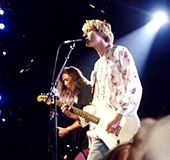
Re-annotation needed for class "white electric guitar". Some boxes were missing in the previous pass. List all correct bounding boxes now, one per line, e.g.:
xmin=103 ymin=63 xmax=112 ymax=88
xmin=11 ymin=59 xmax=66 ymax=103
xmin=37 ymin=94 xmax=140 ymax=149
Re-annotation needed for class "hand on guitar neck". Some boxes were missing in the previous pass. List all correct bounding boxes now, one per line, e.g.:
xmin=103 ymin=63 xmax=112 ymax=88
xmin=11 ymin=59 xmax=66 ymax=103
xmin=60 ymin=103 xmax=79 ymax=120
xmin=37 ymin=94 xmax=80 ymax=120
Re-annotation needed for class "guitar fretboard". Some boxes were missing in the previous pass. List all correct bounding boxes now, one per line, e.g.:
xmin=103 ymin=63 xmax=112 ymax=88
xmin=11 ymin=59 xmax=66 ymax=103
xmin=57 ymin=101 xmax=100 ymax=124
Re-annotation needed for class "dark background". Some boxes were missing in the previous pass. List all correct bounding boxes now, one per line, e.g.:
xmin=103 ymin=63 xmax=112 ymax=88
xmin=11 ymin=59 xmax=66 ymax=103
xmin=0 ymin=0 xmax=170 ymax=159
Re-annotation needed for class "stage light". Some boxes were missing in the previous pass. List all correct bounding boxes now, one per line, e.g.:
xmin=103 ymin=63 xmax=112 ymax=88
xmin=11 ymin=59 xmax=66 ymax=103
xmin=0 ymin=23 xmax=5 ymax=29
xmin=146 ymin=11 xmax=169 ymax=33
xmin=2 ymin=51 xmax=6 ymax=55
xmin=151 ymin=11 xmax=168 ymax=28
xmin=152 ymin=11 xmax=169 ymax=26
xmin=2 ymin=118 xmax=6 ymax=122
xmin=0 ymin=8 xmax=4 ymax=15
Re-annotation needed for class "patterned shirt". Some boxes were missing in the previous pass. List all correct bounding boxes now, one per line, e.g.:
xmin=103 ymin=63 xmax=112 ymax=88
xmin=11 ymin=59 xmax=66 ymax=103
xmin=91 ymin=45 xmax=142 ymax=116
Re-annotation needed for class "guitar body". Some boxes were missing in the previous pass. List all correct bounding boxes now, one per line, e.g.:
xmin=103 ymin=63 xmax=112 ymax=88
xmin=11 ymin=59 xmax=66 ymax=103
xmin=82 ymin=104 xmax=140 ymax=149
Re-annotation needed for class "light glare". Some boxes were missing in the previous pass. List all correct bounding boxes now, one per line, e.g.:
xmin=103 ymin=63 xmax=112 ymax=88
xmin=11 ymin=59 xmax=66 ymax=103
xmin=152 ymin=11 xmax=169 ymax=26
xmin=0 ymin=8 xmax=4 ymax=15
xmin=0 ymin=23 xmax=5 ymax=29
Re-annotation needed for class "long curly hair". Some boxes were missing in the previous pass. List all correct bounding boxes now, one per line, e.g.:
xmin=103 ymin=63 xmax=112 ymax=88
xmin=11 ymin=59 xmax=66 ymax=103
xmin=57 ymin=66 xmax=90 ymax=103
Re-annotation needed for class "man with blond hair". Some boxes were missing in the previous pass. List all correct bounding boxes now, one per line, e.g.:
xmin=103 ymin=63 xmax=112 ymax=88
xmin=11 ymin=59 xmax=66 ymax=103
xmin=61 ymin=19 xmax=142 ymax=160
xmin=81 ymin=19 xmax=142 ymax=160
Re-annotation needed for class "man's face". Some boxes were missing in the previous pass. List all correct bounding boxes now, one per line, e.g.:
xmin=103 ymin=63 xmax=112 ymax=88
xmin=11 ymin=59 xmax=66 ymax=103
xmin=61 ymin=73 xmax=73 ymax=90
xmin=83 ymin=28 xmax=103 ymax=47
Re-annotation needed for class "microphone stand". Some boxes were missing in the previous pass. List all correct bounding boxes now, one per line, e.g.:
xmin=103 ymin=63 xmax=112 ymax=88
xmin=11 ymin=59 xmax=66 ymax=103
xmin=47 ymin=42 xmax=76 ymax=160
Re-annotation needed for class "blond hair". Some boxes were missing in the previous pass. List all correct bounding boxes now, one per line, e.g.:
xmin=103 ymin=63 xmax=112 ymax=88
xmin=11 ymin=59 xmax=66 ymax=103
xmin=82 ymin=19 xmax=114 ymax=44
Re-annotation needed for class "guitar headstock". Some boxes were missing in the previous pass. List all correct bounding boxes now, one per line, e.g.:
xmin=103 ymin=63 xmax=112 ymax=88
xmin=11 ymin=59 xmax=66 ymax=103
xmin=37 ymin=93 xmax=55 ymax=105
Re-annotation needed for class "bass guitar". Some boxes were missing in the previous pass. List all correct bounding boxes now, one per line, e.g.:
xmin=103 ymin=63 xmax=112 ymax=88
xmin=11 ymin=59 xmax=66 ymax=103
xmin=37 ymin=94 xmax=140 ymax=149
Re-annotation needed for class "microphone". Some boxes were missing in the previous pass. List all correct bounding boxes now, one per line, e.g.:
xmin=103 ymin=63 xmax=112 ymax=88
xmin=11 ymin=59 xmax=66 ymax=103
xmin=63 ymin=38 xmax=84 ymax=44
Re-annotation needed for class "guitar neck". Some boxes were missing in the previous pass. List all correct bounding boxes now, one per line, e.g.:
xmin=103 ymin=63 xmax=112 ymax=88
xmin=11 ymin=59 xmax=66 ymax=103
xmin=57 ymin=101 xmax=100 ymax=124
xmin=71 ymin=106 xmax=100 ymax=124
